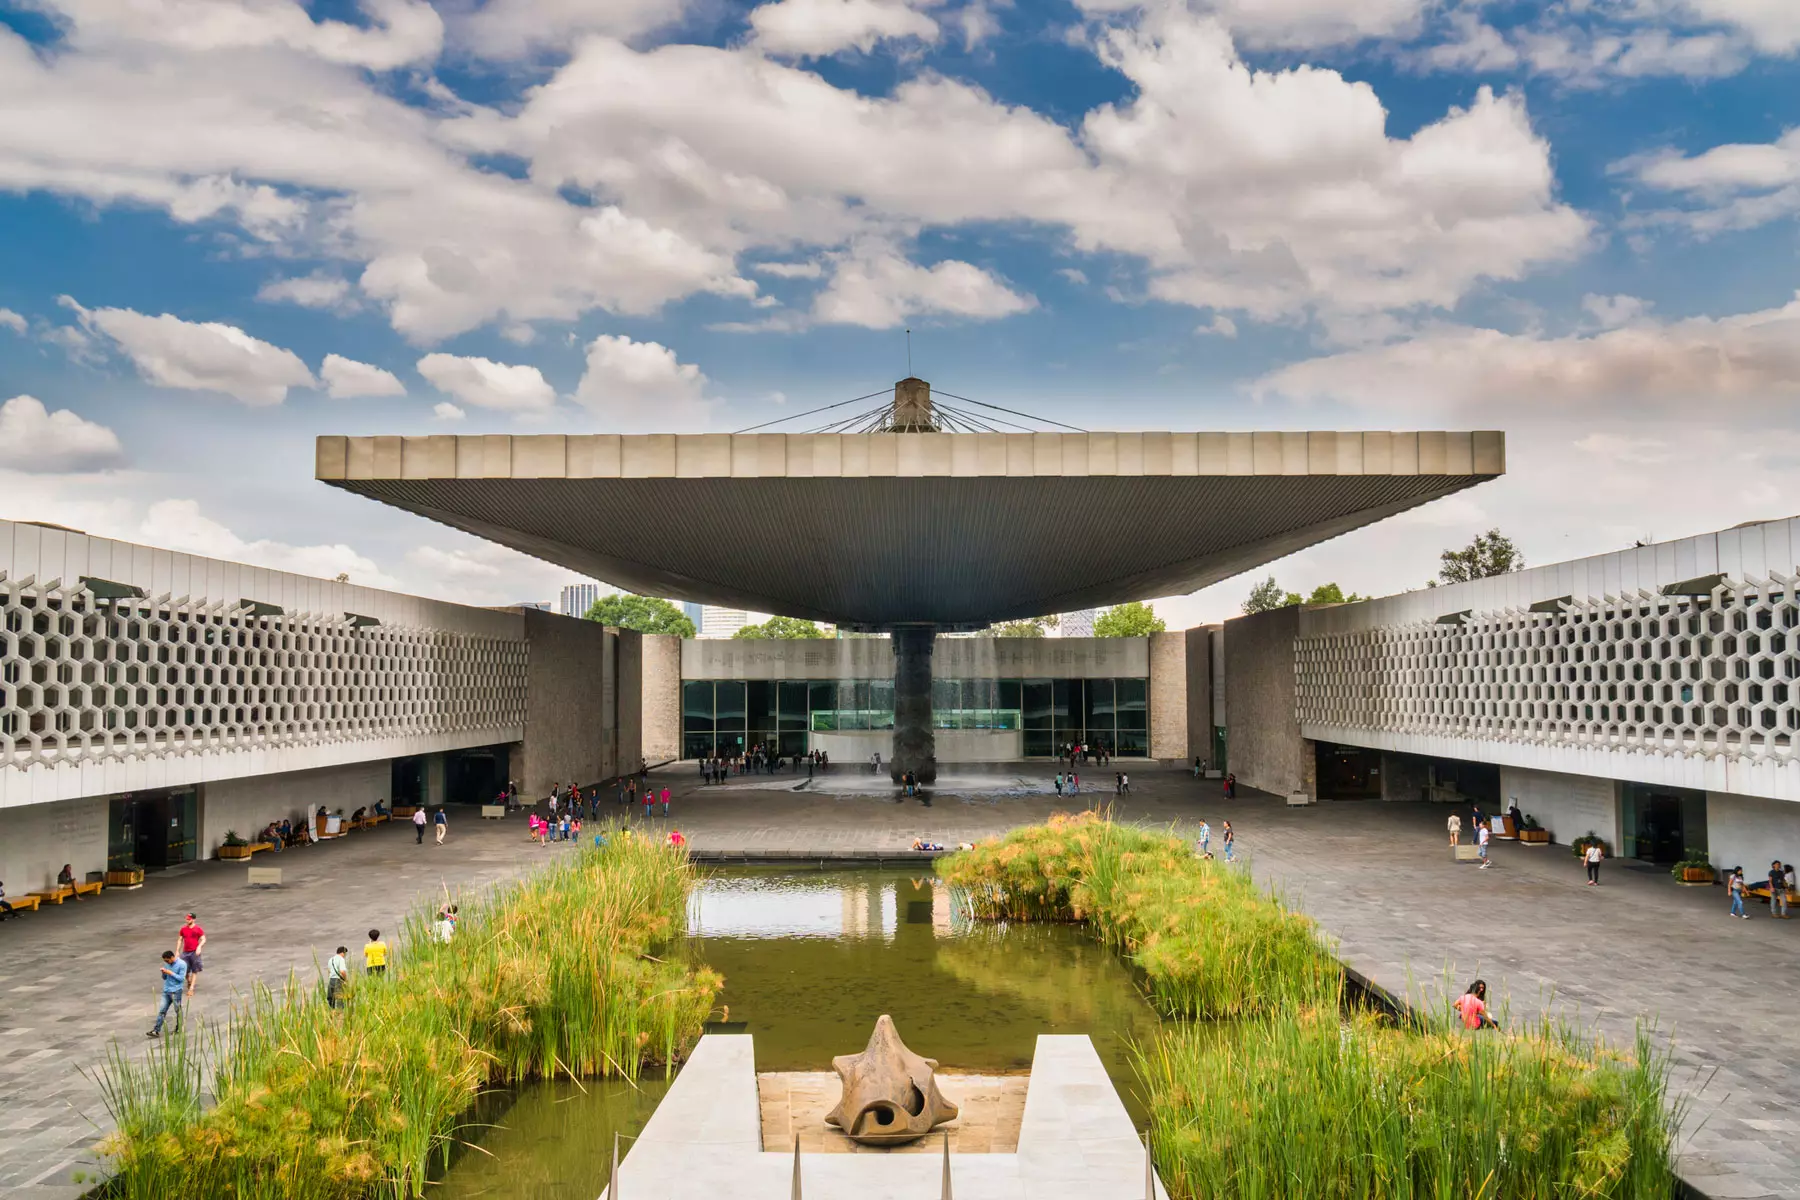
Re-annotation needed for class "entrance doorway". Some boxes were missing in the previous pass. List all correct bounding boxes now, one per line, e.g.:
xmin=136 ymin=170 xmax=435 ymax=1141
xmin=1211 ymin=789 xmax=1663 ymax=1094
xmin=108 ymin=788 xmax=198 ymax=872
xmin=1623 ymin=784 xmax=1706 ymax=864
xmin=1314 ymin=743 xmax=1382 ymax=800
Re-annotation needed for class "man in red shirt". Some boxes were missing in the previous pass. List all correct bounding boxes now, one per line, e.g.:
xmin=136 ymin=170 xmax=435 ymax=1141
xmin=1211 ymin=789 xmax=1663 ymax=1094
xmin=176 ymin=913 xmax=206 ymax=1000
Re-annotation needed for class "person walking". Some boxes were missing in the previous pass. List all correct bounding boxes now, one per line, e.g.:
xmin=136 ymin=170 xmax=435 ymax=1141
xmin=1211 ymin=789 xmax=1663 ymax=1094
xmin=326 ymin=946 xmax=350 ymax=1009
xmin=364 ymin=929 xmax=388 ymax=976
xmin=1583 ymin=840 xmax=1603 ymax=886
xmin=1770 ymin=860 xmax=1790 ymax=919
xmin=1121 ymin=772 xmax=1131 ymax=795
xmin=1054 ymin=772 xmax=1064 ymax=797
xmin=176 ymin=913 xmax=206 ymax=1000
xmin=1729 ymin=868 xmax=1749 ymax=918
xmin=1195 ymin=820 xmax=1211 ymax=858
xmin=1477 ymin=821 xmax=1492 ymax=869
xmin=413 ymin=806 xmax=428 ymax=845
xmin=146 ymin=950 xmax=187 ymax=1037
xmin=642 ymin=786 xmax=654 ymax=820
xmin=1447 ymin=812 xmax=1462 ymax=847
xmin=433 ymin=807 xmax=448 ymax=845
xmin=1222 ymin=820 xmax=1235 ymax=862
xmin=1071 ymin=770 xmax=1080 ymax=793
xmin=661 ymin=786 xmax=671 ymax=817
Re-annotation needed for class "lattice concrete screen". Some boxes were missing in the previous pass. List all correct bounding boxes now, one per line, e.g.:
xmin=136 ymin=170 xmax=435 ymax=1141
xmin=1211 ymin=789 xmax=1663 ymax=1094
xmin=1297 ymin=575 xmax=1800 ymax=765
xmin=1 ymin=572 xmax=527 ymax=770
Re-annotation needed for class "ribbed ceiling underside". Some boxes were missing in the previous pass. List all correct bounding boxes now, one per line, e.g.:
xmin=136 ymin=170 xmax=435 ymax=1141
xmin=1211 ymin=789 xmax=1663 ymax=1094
xmin=330 ymin=474 xmax=1492 ymax=628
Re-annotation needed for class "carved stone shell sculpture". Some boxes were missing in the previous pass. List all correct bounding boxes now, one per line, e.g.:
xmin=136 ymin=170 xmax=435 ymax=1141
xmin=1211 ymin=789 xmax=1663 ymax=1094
xmin=825 ymin=1014 xmax=960 ymax=1145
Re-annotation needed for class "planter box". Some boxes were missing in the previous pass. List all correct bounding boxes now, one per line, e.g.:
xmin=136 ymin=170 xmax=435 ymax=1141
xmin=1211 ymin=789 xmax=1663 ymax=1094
xmin=105 ymin=868 xmax=144 ymax=887
xmin=1678 ymin=867 xmax=1716 ymax=884
xmin=1518 ymin=830 xmax=1551 ymax=844
xmin=218 ymin=844 xmax=255 ymax=859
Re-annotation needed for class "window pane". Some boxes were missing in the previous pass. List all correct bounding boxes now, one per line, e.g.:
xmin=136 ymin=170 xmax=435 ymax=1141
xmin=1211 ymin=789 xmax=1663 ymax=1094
xmin=779 ymin=681 xmax=809 ymax=718
xmin=1115 ymin=728 xmax=1147 ymax=756
xmin=1084 ymin=678 xmax=1115 ymax=729
xmin=716 ymin=681 xmax=746 ymax=726
xmin=683 ymin=732 xmax=714 ymax=759
xmin=1051 ymin=680 xmax=1074 ymax=724
xmin=870 ymin=680 xmax=895 ymax=723
xmin=747 ymin=681 xmax=776 ymax=727
xmin=682 ymin=681 xmax=714 ymax=733
xmin=997 ymin=679 xmax=1022 ymax=710
xmin=810 ymin=682 xmax=836 ymax=713
xmin=1116 ymin=678 xmax=1148 ymax=730
xmin=1024 ymin=729 xmax=1054 ymax=757
xmin=1023 ymin=680 xmax=1053 ymax=727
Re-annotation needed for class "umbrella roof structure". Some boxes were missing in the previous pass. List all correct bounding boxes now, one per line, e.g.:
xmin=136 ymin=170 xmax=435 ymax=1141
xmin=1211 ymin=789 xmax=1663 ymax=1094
xmin=317 ymin=381 xmax=1503 ymax=630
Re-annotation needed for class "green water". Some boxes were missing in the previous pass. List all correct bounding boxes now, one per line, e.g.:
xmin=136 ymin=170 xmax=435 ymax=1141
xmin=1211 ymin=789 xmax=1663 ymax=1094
xmin=432 ymin=868 xmax=1163 ymax=1200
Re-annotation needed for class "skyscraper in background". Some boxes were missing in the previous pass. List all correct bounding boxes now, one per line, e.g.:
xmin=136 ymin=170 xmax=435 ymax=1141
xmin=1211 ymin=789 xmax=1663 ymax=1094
xmin=699 ymin=606 xmax=750 ymax=638
xmin=682 ymin=601 xmax=703 ymax=628
xmin=1059 ymin=608 xmax=1097 ymax=637
xmin=559 ymin=583 xmax=601 ymax=617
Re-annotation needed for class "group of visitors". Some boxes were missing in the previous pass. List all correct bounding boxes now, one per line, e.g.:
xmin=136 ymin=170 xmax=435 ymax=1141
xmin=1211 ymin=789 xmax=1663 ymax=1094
xmin=412 ymin=805 xmax=448 ymax=845
xmin=1727 ymin=861 xmax=1796 ymax=919
xmin=1061 ymin=742 xmax=1113 ymax=767
xmin=899 ymin=770 xmax=923 ymax=797
xmin=530 ymin=810 xmax=585 ymax=844
xmin=1194 ymin=819 xmax=1235 ymax=861
xmin=325 ymin=928 xmax=392 ymax=1009
xmin=1446 ymin=807 xmax=1496 ymax=870
xmin=148 ymin=912 xmax=206 ymax=1036
xmin=699 ymin=745 xmax=806 ymax=781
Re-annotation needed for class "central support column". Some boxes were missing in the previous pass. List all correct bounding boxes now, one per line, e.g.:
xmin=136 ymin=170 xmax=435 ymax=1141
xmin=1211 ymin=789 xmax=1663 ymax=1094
xmin=890 ymin=625 xmax=938 ymax=784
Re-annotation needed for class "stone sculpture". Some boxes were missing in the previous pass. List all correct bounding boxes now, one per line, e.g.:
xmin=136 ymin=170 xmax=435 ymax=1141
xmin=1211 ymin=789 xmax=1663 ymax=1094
xmin=826 ymin=1014 xmax=959 ymax=1145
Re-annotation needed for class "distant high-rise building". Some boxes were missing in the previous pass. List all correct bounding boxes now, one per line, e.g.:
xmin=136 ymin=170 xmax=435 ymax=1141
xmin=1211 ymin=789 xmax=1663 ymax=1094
xmin=682 ymin=601 xmax=703 ymax=628
xmin=699 ymin=606 xmax=749 ymax=638
xmin=1059 ymin=608 xmax=1097 ymax=637
xmin=559 ymin=583 xmax=602 ymax=618
xmin=512 ymin=601 xmax=552 ymax=612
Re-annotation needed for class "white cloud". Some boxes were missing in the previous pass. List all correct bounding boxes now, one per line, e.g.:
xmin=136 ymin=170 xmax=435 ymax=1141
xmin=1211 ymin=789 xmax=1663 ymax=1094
xmin=416 ymin=352 xmax=556 ymax=413
xmin=812 ymin=245 xmax=1035 ymax=328
xmin=433 ymin=401 xmax=466 ymax=420
xmin=750 ymin=0 xmax=940 ymax=57
xmin=44 ymin=0 xmax=443 ymax=69
xmin=407 ymin=544 xmax=501 ymax=579
xmin=753 ymin=260 xmax=826 ymax=280
xmin=258 ymin=272 xmax=356 ymax=310
xmin=137 ymin=498 xmax=402 ymax=587
xmin=1195 ymin=314 xmax=1237 ymax=337
xmin=320 ymin=353 xmax=406 ymax=398
xmin=1254 ymin=294 xmax=1800 ymax=415
xmin=453 ymin=0 xmax=689 ymax=61
xmin=0 ymin=395 xmax=126 ymax=472
xmin=1580 ymin=294 xmax=1651 ymax=329
xmin=74 ymin=301 xmax=317 ymax=405
xmin=1192 ymin=0 xmax=1427 ymax=50
xmin=1628 ymin=127 xmax=1800 ymax=235
xmin=1056 ymin=268 xmax=1088 ymax=286
xmin=1681 ymin=0 xmax=1800 ymax=53
xmin=0 ymin=308 xmax=25 ymax=334
xmin=574 ymin=334 xmax=711 ymax=429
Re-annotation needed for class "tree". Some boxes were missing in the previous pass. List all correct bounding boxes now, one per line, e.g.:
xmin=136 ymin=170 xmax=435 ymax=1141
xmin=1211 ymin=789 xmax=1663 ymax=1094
xmin=1306 ymin=583 xmax=1365 ymax=605
xmin=991 ymin=615 xmax=1058 ymax=637
xmin=732 ymin=615 xmax=827 ymax=639
xmin=583 ymin=594 xmax=696 ymax=637
xmin=1242 ymin=576 xmax=1287 ymax=614
xmin=1439 ymin=529 xmax=1524 ymax=584
xmin=1094 ymin=601 xmax=1166 ymax=637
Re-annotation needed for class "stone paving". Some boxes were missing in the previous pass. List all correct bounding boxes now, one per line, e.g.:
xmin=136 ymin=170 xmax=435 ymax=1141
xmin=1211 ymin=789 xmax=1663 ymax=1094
xmin=3 ymin=762 xmax=1797 ymax=1198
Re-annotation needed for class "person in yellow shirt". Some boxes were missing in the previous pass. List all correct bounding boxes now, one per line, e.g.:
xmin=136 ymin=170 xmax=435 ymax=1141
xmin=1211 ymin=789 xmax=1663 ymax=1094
xmin=364 ymin=929 xmax=388 ymax=975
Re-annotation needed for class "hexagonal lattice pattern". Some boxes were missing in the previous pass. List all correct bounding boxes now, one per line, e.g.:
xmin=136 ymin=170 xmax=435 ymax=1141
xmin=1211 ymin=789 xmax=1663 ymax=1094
xmin=1296 ymin=574 xmax=1800 ymax=764
xmin=1 ymin=573 xmax=527 ymax=769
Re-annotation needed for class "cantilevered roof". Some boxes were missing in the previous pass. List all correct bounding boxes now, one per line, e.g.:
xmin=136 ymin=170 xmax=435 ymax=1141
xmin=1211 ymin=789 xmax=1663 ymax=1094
xmin=317 ymin=429 xmax=1503 ymax=630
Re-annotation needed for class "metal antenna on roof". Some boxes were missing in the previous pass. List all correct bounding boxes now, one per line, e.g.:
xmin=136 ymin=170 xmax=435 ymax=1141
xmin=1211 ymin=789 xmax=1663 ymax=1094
xmin=906 ymin=328 xmax=913 ymax=377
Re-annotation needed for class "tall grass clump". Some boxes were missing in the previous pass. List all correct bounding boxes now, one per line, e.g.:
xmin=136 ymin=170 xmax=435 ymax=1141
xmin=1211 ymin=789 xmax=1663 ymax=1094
xmin=1138 ymin=1011 xmax=1678 ymax=1199
xmin=98 ymin=830 xmax=719 ymax=1200
xmin=937 ymin=811 xmax=1336 ymax=1018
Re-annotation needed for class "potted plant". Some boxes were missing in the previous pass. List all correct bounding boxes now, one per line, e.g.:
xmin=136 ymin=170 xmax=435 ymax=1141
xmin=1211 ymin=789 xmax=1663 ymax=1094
xmin=1671 ymin=850 xmax=1715 ymax=885
xmin=218 ymin=830 xmax=254 ymax=859
xmin=1517 ymin=814 xmax=1551 ymax=844
xmin=105 ymin=863 xmax=145 ymax=887
xmin=1570 ymin=831 xmax=1610 ymax=860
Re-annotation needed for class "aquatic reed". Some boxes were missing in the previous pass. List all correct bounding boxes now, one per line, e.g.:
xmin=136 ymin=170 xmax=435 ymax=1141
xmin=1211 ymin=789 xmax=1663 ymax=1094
xmin=97 ymin=829 xmax=719 ymax=1200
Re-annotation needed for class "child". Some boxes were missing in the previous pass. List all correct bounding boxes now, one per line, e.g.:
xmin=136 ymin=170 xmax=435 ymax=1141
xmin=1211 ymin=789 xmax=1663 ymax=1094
xmin=364 ymin=929 xmax=388 ymax=975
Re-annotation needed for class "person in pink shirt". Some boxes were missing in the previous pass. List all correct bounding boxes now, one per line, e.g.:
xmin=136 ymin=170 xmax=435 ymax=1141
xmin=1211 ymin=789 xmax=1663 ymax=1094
xmin=660 ymin=786 xmax=671 ymax=817
xmin=1454 ymin=979 xmax=1497 ymax=1030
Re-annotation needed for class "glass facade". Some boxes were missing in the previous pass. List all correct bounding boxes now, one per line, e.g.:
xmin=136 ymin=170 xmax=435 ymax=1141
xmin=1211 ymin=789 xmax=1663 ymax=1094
xmin=680 ymin=677 xmax=1148 ymax=759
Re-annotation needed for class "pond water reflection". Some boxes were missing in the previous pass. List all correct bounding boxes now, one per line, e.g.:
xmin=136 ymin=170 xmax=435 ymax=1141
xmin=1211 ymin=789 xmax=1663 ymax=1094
xmin=434 ymin=868 xmax=1161 ymax=1200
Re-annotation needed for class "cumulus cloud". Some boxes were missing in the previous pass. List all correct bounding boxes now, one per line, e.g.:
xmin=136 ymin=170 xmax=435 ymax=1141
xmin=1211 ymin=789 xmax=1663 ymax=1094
xmin=574 ymin=334 xmax=710 ymax=429
xmin=1254 ymin=294 xmax=1800 ymax=415
xmin=416 ymin=352 xmax=556 ymax=413
xmin=259 ymin=272 xmax=356 ymax=310
xmin=753 ymin=260 xmax=826 ymax=280
xmin=320 ymin=353 xmax=406 ymax=398
xmin=0 ymin=395 xmax=126 ymax=472
xmin=750 ymin=0 xmax=940 ymax=57
xmin=1581 ymin=294 xmax=1651 ymax=329
xmin=1627 ymin=127 xmax=1800 ymax=235
xmin=433 ymin=401 xmax=465 ymax=420
xmin=453 ymin=0 xmax=688 ymax=61
xmin=407 ymin=544 xmax=501 ymax=578
xmin=1195 ymin=314 xmax=1237 ymax=338
xmin=0 ymin=308 xmax=25 ymax=334
xmin=43 ymin=0 xmax=442 ymax=68
xmin=137 ymin=498 xmax=402 ymax=586
xmin=72 ymin=302 xmax=317 ymax=405
xmin=813 ymin=246 xmax=1034 ymax=328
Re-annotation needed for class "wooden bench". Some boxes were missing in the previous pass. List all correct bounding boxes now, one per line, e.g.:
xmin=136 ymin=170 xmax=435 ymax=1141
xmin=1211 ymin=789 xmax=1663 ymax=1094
xmin=31 ymin=881 xmax=103 ymax=903
xmin=3 ymin=894 xmax=43 ymax=914
xmin=246 ymin=866 xmax=283 ymax=887
xmin=218 ymin=842 xmax=275 ymax=860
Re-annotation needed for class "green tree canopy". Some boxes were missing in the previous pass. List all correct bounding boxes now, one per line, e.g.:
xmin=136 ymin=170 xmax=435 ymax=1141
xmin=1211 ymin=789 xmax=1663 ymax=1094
xmin=1305 ymin=583 xmax=1365 ymax=605
xmin=1439 ymin=529 xmax=1524 ymax=584
xmin=732 ymin=615 xmax=828 ymax=640
xmin=583 ymin=594 xmax=696 ymax=637
xmin=1094 ymin=601 xmax=1167 ymax=637
xmin=1243 ymin=576 xmax=1287 ymax=614
xmin=991 ymin=615 xmax=1058 ymax=638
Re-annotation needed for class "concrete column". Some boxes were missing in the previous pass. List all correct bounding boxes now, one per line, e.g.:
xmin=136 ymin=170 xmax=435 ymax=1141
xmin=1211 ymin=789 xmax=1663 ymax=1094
xmin=424 ymin=754 xmax=446 ymax=807
xmin=890 ymin=625 xmax=937 ymax=784
xmin=1149 ymin=630 xmax=1188 ymax=761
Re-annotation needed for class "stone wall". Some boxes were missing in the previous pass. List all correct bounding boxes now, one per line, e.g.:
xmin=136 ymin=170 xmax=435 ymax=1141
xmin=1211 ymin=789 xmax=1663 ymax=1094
xmin=1223 ymin=606 xmax=1311 ymax=796
xmin=203 ymin=761 xmax=387 ymax=857
xmin=640 ymin=634 xmax=683 ymax=765
xmin=617 ymin=632 xmax=644 ymax=774
xmin=1184 ymin=625 xmax=1214 ymax=768
xmin=518 ymin=609 xmax=616 ymax=797
xmin=1148 ymin=631 xmax=1187 ymax=761
xmin=0 ymin=794 xmax=107 ymax=894
xmin=1499 ymin=766 xmax=1619 ymax=848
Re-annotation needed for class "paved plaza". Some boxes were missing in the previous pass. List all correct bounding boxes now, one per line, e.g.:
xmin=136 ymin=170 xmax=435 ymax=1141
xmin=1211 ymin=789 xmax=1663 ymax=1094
xmin=2 ymin=764 xmax=1795 ymax=1198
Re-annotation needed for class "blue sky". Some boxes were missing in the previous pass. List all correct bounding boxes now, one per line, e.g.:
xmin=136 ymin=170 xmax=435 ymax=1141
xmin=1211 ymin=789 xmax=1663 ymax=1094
xmin=1 ymin=0 xmax=1797 ymax=624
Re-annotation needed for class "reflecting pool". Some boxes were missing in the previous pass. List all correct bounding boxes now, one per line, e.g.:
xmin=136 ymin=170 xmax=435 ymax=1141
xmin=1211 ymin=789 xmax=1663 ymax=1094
xmin=433 ymin=868 xmax=1162 ymax=1200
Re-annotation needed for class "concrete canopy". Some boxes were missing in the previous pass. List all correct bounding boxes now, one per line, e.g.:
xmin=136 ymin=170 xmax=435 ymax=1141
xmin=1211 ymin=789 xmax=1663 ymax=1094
xmin=317 ymin=429 xmax=1503 ymax=630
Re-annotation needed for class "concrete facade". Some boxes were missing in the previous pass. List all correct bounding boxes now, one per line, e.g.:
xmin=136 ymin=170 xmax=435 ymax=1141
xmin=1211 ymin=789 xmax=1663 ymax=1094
xmin=1498 ymin=766 xmax=1621 ymax=850
xmin=516 ymin=609 xmax=642 ymax=796
xmin=1184 ymin=625 xmax=1215 ymax=768
xmin=679 ymin=636 xmax=1152 ymax=681
xmin=1223 ymin=606 xmax=1311 ymax=796
xmin=641 ymin=634 xmax=682 ymax=764
xmin=1707 ymin=789 xmax=1800 ymax=877
xmin=201 ymin=760 xmax=389 ymax=852
xmin=1147 ymin=631 xmax=1187 ymax=762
